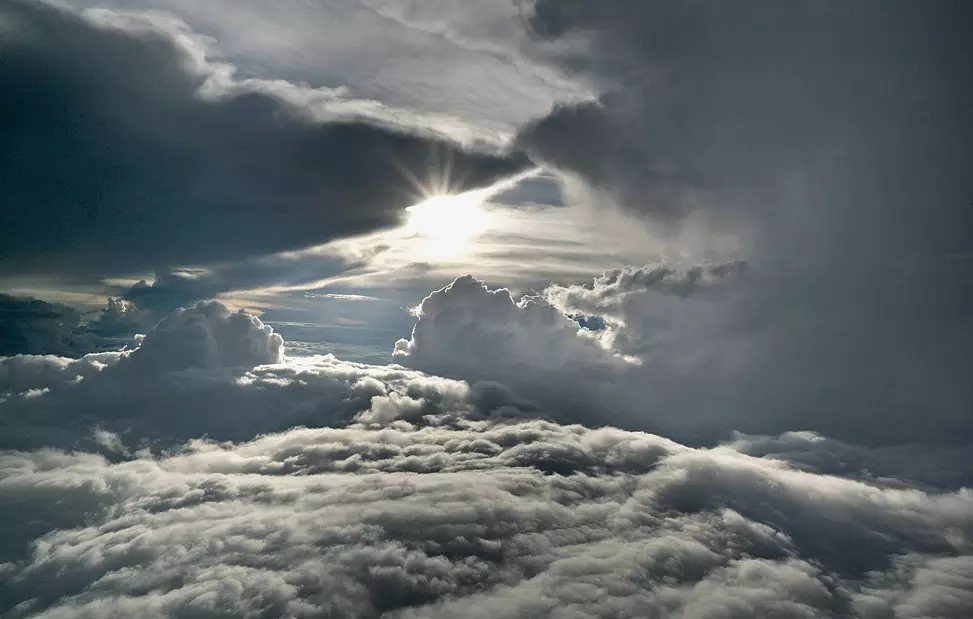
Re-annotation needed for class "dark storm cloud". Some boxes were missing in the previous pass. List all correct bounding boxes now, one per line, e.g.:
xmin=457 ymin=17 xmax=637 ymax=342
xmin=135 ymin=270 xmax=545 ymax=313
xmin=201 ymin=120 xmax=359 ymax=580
xmin=0 ymin=0 xmax=528 ymax=277
xmin=111 ymin=248 xmax=360 ymax=320
xmin=0 ymin=294 xmax=102 ymax=357
xmin=502 ymin=1 xmax=973 ymax=445
xmin=519 ymin=0 xmax=973 ymax=254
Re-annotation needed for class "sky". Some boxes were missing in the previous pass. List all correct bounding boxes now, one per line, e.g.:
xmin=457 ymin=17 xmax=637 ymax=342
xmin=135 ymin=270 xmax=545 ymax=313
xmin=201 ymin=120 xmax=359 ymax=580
xmin=1 ymin=1 xmax=973 ymax=617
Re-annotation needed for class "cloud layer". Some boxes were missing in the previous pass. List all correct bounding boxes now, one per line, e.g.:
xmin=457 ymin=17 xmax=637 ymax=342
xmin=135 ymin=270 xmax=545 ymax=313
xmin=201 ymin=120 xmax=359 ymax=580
xmin=2 ymin=300 xmax=971 ymax=617
xmin=2 ymin=413 xmax=972 ymax=617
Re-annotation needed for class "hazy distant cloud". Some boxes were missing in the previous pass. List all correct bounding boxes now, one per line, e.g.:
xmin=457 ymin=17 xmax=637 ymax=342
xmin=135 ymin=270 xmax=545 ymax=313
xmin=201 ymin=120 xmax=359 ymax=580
xmin=0 ymin=294 xmax=102 ymax=357
xmin=0 ymin=0 xmax=528 ymax=278
xmin=726 ymin=431 xmax=973 ymax=491
xmin=116 ymin=248 xmax=359 ymax=319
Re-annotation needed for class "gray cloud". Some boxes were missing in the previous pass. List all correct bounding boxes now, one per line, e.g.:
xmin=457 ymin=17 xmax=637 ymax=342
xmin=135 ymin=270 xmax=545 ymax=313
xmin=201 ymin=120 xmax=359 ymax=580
xmin=520 ymin=0 xmax=973 ymax=251
xmin=101 ymin=248 xmax=362 ymax=330
xmin=0 ymin=294 xmax=106 ymax=357
xmin=0 ymin=0 xmax=528 ymax=278
xmin=502 ymin=1 xmax=973 ymax=446
xmin=3 ymin=4 xmax=973 ymax=613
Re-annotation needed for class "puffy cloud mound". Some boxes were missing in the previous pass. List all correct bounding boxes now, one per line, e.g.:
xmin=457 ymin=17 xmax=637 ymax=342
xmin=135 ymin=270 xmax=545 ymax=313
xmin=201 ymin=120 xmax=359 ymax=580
xmin=126 ymin=301 xmax=283 ymax=372
xmin=394 ymin=275 xmax=623 ymax=375
xmin=396 ymin=269 xmax=973 ymax=447
xmin=0 ymin=301 xmax=523 ymax=450
xmin=545 ymin=261 xmax=749 ymax=357
xmin=1 ymin=419 xmax=972 ymax=618
xmin=394 ymin=276 xmax=636 ymax=431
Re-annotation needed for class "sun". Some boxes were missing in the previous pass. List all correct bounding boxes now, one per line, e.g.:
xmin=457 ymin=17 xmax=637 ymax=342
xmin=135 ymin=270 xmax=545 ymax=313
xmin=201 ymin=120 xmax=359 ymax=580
xmin=405 ymin=191 xmax=493 ymax=259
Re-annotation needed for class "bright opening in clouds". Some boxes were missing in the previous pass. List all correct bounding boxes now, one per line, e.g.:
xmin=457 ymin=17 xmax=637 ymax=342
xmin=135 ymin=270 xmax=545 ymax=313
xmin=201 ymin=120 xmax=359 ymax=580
xmin=405 ymin=192 xmax=494 ymax=260
xmin=2 ymin=1 xmax=972 ymax=617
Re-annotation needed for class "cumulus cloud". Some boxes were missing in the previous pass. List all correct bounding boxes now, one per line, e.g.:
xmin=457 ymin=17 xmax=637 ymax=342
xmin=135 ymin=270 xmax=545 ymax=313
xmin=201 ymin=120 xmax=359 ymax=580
xmin=393 ymin=274 xmax=625 ymax=374
xmin=2 ymin=1 xmax=971 ymax=614
xmin=123 ymin=301 xmax=284 ymax=372
xmin=0 ymin=301 xmax=500 ymax=450
xmin=395 ymin=269 xmax=973 ymax=446
xmin=545 ymin=261 xmax=748 ymax=357
xmin=393 ymin=275 xmax=642 ymax=431
xmin=0 ymin=0 xmax=528 ymax=278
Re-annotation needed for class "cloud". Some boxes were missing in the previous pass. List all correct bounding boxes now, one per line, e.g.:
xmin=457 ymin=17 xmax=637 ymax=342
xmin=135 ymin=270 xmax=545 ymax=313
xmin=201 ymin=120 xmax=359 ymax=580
xmin=1 ymin=417 xmax=971 ymax=617
xmin=495 ymin=2 xmax=973 ymax=448
xmin=395 ymin=269 xmax=973 ymax=447
xmin=393 ymin=275 xmax=641 ymax=430
xmin=3 ymin=4 xmax=971 ymax=610
xmin=726 ymin=431 xmax=973 ymax=491
xmin=1 ymin=297 xmax=971 ymax=616
xmin=519 ymin=0 xmax=973 ymax=250
xmin=0 ymin=300 xmax=493 ymax=450
xmin=123 ymin=301 xmax=283 ymax=372
xmin=544 ymin=261 xmax=748 ymax=356
xmin=107 ymin=247 xmax=359 ymax=326
xmin=0 ymin=0 xmax=528 ymax=278
xmin=0 ymin=294 xmax=104 ymax=357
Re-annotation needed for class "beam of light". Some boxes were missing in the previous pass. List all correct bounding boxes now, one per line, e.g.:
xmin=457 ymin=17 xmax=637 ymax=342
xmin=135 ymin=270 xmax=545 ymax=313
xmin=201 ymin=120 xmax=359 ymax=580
xmin=405 ymin=192 xmax=492 ymax=260
xmin=404 ymin=168 xmax=543 ymax=261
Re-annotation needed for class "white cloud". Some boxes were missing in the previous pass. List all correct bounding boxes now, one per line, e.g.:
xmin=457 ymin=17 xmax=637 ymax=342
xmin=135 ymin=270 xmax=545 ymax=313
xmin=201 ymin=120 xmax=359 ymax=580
xmin=125 ymin=301 xmax=283 ymax=371
xmin=394 ymin=268 xmax=973 ymax=447
xmin=0 ymin=301 xmax=484 ymax=449
xmin=62 ymin=0 xmax=591 ymax=137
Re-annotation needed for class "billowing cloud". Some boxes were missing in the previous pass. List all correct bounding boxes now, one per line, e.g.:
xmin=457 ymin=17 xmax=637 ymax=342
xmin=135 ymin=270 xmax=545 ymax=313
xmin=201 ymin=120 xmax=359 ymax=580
xmin=1 ymin=300 xmax=971 ymax=616
xmin=512 ymin=4 xmax=973 ymax=440
xmin=393 ymin=274 xmax=626 ymax=375
xmin=2 ymin=415 xmax=972 ymax=617
xmin=0 ymin=0 xmax=528 ymax=278
xmin=395 ymin=269 xmax=973 ymax=446
xmin=3 ymin=3 xmax=972 ymax=614
xmin=393 ymin=275 xmax=642 ymax=431
xmin=500 ymin=1 xmax=973 ymax=447
xmin=0 ymin=301 xmax=486 ymax=450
